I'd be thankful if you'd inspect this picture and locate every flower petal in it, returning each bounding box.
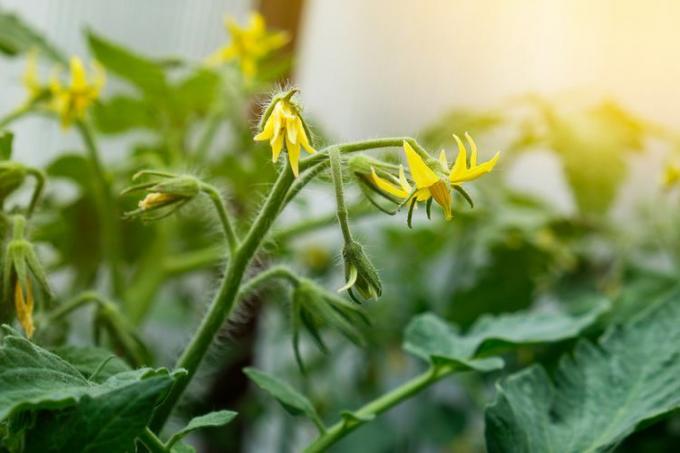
[403,141,439,189]
[371,168,409,199]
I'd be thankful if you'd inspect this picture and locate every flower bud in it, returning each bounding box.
[291,278,369,372]
[340,240,382,302]
[2,216,51,338]
[0,161,28,204]
[122,172,201,220]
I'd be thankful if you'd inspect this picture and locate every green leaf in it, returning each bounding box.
[404,299,609,370]
[167,410,237,449]
[86,30,167,97]
[24,375,173,453]
[244,367,321,422]
[51,346,131,383]
[0,131,13,160]
[92,96,156,134]
[47,154,94,191]
[0,328,174,422]
[169,69,220,118]
[485,288,680,452]
[0,10,64,62]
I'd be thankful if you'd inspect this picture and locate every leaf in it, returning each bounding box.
[24,375,173,453]
[169,69,220,118]
[244,367,320,421]
[0,10,64,62]
[51,346,130,383]
[46,154,94,191]
[0,131,13,160]
[166,410,237,449]
[0,328,174,422]
[404,299,609,371]
[86,30,167,97]
[485,287,680,453]
[92,95,156,134]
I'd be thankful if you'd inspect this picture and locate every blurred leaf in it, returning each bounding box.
[167,410,237,449]
[405,299,608,368]
[244,367,321,423]
[170,69,221,118]
[24,375,173,453]
[0,131,13,160]
[485,287,680,452]
[0,10,64,62]
[93,95,156,134]
[87,30,167,97]
[47,153,93,191]
[51,345,131,383]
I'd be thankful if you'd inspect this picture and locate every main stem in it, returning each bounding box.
[77,121,124,296]
[304,365,454,453]
[149,165,296,431]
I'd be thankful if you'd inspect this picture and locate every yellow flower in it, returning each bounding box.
[370,134,499,222]
[50,56,105,128]
[254,97,315,176]
[662,163,680,189]
[14,279,35,338]
[207,12,289,78]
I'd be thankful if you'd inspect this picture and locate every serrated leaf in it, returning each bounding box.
[0,11,64,62]
[485,288,680,453]
[244,367,320,421]
[51,346,130,383]
[0,131,13,160]
[167,410,237,449]
[86,31,167,97]
[404,299,608,371]
[24,375,173,453]
[0,330,175,422]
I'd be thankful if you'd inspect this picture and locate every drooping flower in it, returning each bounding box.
[206,12,289,78]
[50,56,105,128]
[370,134,499,224]
[122,171,201,221]
[254,94,315,177]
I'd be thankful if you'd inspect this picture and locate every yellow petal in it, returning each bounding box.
[14,280,35,338]
[287,140,301,177]
[69,57,87,90]
[249,12,266,34]
[371,168,409,199]
[465,132,478,166]
[285,115,298,145]
[458,152,500,182]
[271,132,284,162]
[438,150,449,171]
[254,115,276,141]
[403,141,439,189]
[428,180,452,220]
[449,134,468,183]
[398,165,412,193]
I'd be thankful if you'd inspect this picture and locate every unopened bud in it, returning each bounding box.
[123,172,200,220]
[340,241,382,302]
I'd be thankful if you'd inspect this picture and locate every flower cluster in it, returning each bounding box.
[207,12,289,78]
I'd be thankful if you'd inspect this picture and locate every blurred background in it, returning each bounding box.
[1,1,679,452]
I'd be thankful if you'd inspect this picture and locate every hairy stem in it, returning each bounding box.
[329,148,353,243]
[201,183,239,255]
[45,291,105,323]
[304,365,454,453]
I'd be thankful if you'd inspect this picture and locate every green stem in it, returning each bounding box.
[238,265,299,298]
[304,365,454,453]
[139,427,168,453]
[300,137,428,173]
[149,165,296,432]
[25,168,46,218]
[45,291,104,323]
[0,105,31,129]
[284,160,330,206]
[76,120,124,296]
[329,148,353,243]
[201,183,239,255]
[194,110,222,161]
